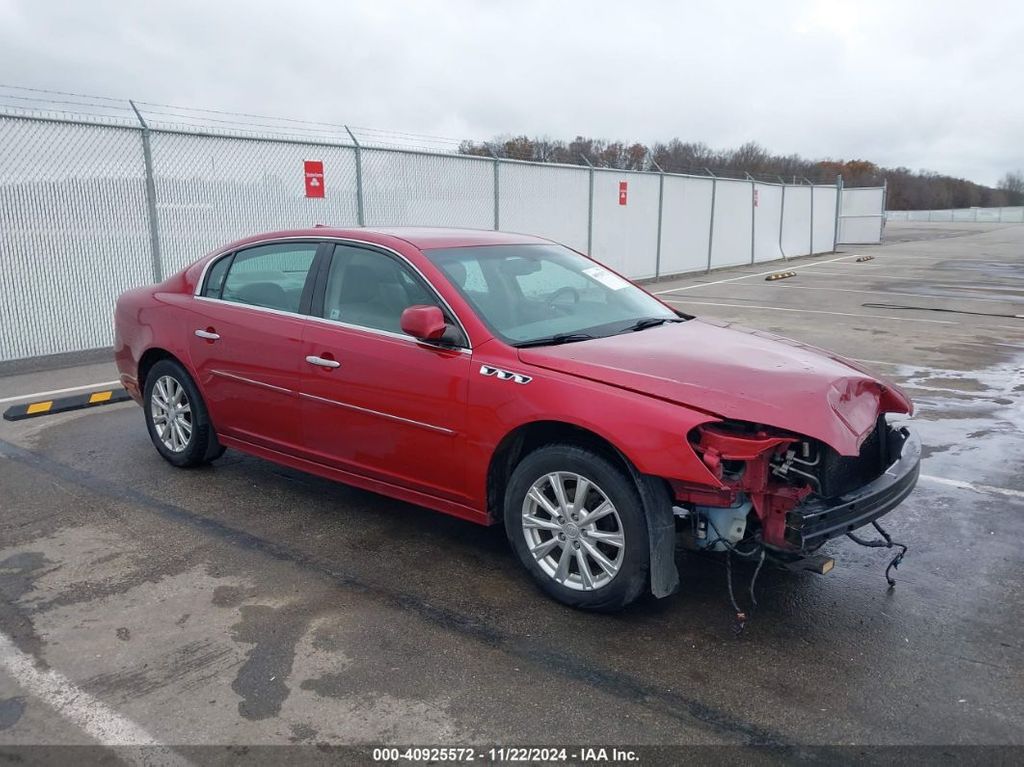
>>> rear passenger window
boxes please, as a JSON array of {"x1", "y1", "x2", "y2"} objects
[{"x1": 219, "y1": 243, "x2": 318, "y2": 313}]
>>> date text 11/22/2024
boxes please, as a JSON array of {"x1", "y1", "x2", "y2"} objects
[{"x1": 372, "y1": 746, "x2": 640, "y2": 762}]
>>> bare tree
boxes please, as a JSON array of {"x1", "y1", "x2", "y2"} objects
[
  {"x1": 458, "y1": 133, "x2": 1011, "y2": 209},
  {"x1": 998, "y1": 171, "x2": 1024, "y2": 195}
]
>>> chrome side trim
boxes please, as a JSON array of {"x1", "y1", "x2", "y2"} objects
[
  {"x1": 210, "y1": 369, "x2": 295, "y2": 395},
  {"x1": 209, "y1": 370, "x2": 455, "y2": 435},
  {"x1": 191, "y1": 234, "x2": 472, "y2": 350},
  {"x1": 299, "y1": 391, "x2": 455, "y2": 436}
]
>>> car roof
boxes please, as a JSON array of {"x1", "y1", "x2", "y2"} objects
[{"x1": 224, "y1": 226, "x2": 552, "y2": 252}]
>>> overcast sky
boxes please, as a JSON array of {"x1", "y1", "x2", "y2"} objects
[{"x1": 1, "y1": 0, "x2": 1021, "y2": 186}]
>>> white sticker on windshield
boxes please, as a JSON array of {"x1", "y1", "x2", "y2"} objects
[{"x1": 583, "y1": 266, "x2": 630, "y2": 291}]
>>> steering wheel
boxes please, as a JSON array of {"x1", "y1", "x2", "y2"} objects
[{"x1": 547, "y1": 286, "x2": 580, "y2": 312}]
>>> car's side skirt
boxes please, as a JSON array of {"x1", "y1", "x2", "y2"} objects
[{"x1": 218, "y1": 434, "x2": 490, "y2": 526}]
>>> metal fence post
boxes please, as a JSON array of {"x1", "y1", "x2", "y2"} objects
[
  {"x1": 806, "y1": 177, "x2": 814, "y2": 255},
  {"x1": 652, "y1": 157, "x2": 665, "y2": 279},
  {"x1": 129, "y1": 100, "x2": 163, "y2": 282},
  {"x1": 344, "y1": 126, "x2": 365, "y2": 226},
  {"x1": 881, "y1": 179, "x2": 888, "y2": 240},
  {"x1": 705, "y1": 169, "x2": 717, "y2": 272},
  {"x1": 581, "y1": 154, "x2": 595, "y2": 255},
  {"x1": 833, "y1": 174, "x2": 843, "y2": 252},
  {"x1": 491, "y1": 152, "x2": 500, "y2": 231},
  {"x1": 778, "y1": 176, "x2": 787, "y2": 260},
  {"x1": 746, "y1": 172, "x2": 756, "y2": 265}
]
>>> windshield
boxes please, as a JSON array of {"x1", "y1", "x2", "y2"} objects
[{"x1": 424, "y1": 243, "x2": 680, "y2": 345}]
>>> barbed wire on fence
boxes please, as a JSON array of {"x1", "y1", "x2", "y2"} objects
[{"x1": 0, "y1": 84, "x2": 850, "y2": 184}]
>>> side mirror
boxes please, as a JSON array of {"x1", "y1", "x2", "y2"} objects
[{"x1": 400, "y1": 305, "x2": 447, "y2": 341}]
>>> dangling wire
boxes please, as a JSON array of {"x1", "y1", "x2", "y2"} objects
[
  {"x1": 705, "y1": 515, "x2": 768, "y2": 635},
  {"x1": 749, "y1": 547, "x2": 766, "y2": 610},
  {"x1": 724, "y1": 550, "x2": 747, "y2": 635},
  {"x1": 847, "y1": 520, "x2": 908, "y2": 588}
]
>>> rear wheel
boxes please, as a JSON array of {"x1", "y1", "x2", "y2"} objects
[
  {"x1": 143, "y1": 359, "x2": 223, "y2": 468},
  {"x1": 504, "y1": 445, "x2": 649, "y2": 611}
]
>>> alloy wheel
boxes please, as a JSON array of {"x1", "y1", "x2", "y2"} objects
[
  {"x1": 150, "y1": 375, "x2": 193, "y2": 453},
  {"x1": 521, "y1": 471, "x2": 625, "y2": 591}
]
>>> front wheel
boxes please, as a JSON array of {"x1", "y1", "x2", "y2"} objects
[
  {"x1": 143, "y1": 359, "x2": 224, "y2": 468},
  {"x1": 504, "y1": 445, "x2": 649, "y2": 611}
]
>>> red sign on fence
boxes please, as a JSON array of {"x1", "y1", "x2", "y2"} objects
[
  {"x1": 618, "y1": 181, "x2": 628, "y2": 206},
  {"x1": 304, "y1": 160, "x2": 325, "y2": 198}
]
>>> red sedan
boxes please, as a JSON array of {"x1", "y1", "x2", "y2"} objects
[{"x1": 115, "y1": 227, "x2": 919, "y2": 610}]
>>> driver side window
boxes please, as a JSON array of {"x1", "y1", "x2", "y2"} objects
[{"x1": 319, "y1": 245, "x2": 465, "y2": 345}]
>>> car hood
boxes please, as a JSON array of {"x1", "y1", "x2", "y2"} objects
[{"x1": 517, "y1": 318, "x2": 912, "y2": 456}]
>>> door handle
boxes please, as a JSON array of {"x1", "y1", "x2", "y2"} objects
[
  {"x1": 305, "y1": 355, "x2": 340, "y2": 369},
  {"x1": 194, "y1": 329, "x2": 220, "y2": 341}
]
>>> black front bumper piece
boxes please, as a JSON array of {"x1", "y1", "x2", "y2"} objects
[{"x1": 785, "y1": 425, "x2": 920, "y2": 550}]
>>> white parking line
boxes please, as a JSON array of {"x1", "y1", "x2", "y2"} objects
[
  {"x1": 654, "y1": 254, "x2": 861, "y2": 294},
  {"x1": 848, "y1": 358, "x2": 900, "y2": 366},
  {"x1": 784, "y1": 269, "x2": 930, "y2": 281},
  {"x1": 920, "y1": 475, "x2": 1024, "y2": 500},
  {"x1": 0, "y1": 380, "x2": 121, "y2": 405},
  {"x1": 661, "y1": 298, "x2": 958, "y2": 324},
  {"x1": 0, "y1": 632, "x2": 192, "y2": 764},
  {"x1": 761, "y1": 283, "x2": 1021, "y2": 306}
]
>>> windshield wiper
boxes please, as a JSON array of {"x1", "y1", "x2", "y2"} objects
[
  {"x1": 513, "y1": 332, "x2": 595, "y2": 348},
  {"x1": 623, "y1": 317, "x2": 685, "y2": 332}
]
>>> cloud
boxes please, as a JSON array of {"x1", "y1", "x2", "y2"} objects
[{"x1": 1, "y1": 0, "x2": 1021, "y2": 185}]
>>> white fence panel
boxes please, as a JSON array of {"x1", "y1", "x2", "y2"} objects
[
  {"x1": 781, "y1": 185, "x2": 812, "y2": 257},
  {"x1": 362, "y1": 149, "x2": 493, "y2": 229},
  {"x1": 891, "y1": 206, "x2": 1024, "y2": 223},
  {"x1": 658, "y1": 175, "x2": 713, "y2": 275},
  {"x1": 812, "y1": 186, "x2": 838, "y2": 252},
  {"x1": 753, "y1": 183, "x2": 784, "y2": 263},
  {"x1": 0, "y1": 118, "x2": 153, "y2": 360},
  {"x1": 710, "y1": 179, "x2": 754, "y2": 268},
  {"x1": 838, "y1": 186, "x2": 885, "y2": 245},
  {"x1": 498, "y1": 162, "x2": 589, "y2": 253},
  {"x1": 590, "y1": 170, "x2": 660, "y2": 279},
  {"x1": 149, "y1": 133, "x2": 360, "y2": 274}
]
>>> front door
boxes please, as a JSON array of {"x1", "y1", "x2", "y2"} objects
[
  {"x1": 188, "y1": 240, "x2": 322, "y2": 453},
  {"x1": 298, "y1": 243, "x2": 471, "y2": 502}
]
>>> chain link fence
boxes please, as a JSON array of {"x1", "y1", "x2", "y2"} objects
[{"x1": 0, "y1": 99, "x2": 877, "y2": 363}]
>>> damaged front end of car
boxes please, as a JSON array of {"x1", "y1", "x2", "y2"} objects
[
  {"x1": 667, "y1": 404, "x2": 920, "y2": 628},
  {"x1": 675, "y1": 416, "x2": 920, "y2": 554}
]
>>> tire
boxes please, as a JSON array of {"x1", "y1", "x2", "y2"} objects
[
  {"x1": 143, "y1": 359, "x2": 224, "y2": 468},
  {"x1": 504, "y1": 444, "x2": 649, "y2": 611}
]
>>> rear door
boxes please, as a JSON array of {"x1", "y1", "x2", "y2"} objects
[
  {"x1": 298, "y1": 243, "x2": 472, "y2": 502},
  {"x1": 188, "y1": 240, "x2": 325, "y2": 453}
]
